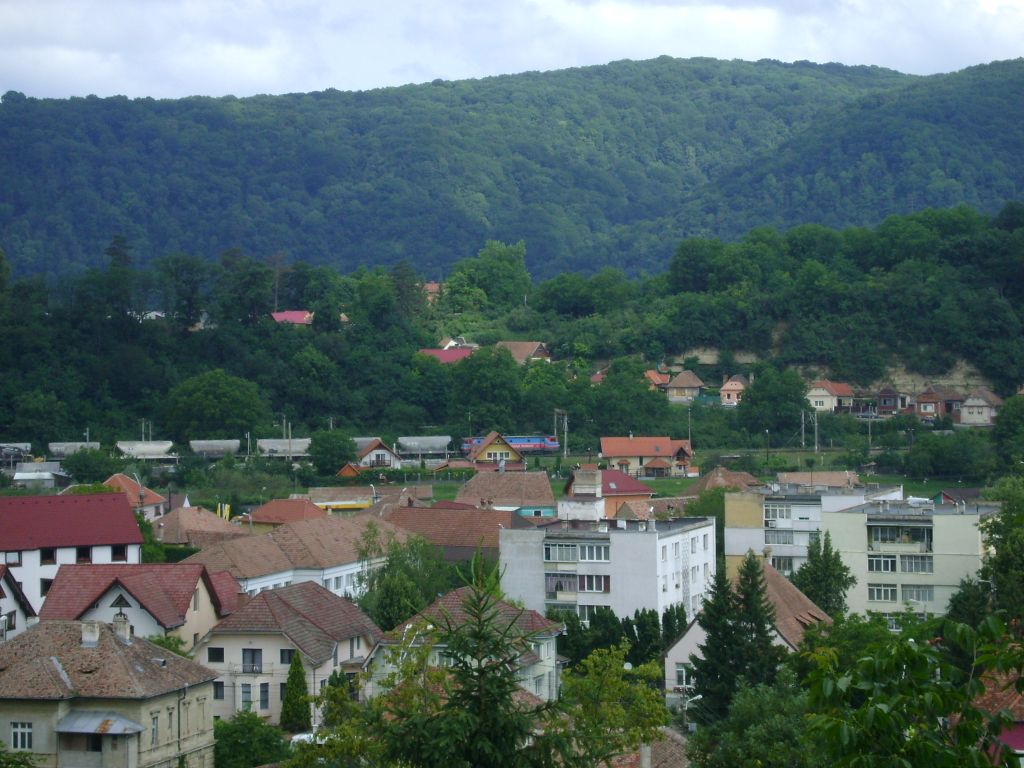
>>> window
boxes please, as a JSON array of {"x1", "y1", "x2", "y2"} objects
[
  {"x1": 323, "y1": 578, "x2": 331, "y2": 589},
  {"x1": 280, "y1": 648, "x2": 295, "y2": 665},
  {"x1": 76, "y1": 546, "x2": 91, "y2": 563},
  {"x1": 242, "y1": 648, "x2": 262, "y2": 673},
  {"x1": 579, "y1": 544, "x2": 610, "y2": 561},
  {"x1": 903, "y1": 585, "x2": 934, "y2": 603},
  {"x1": 771, "y1": 556, "x2": 793, "y2": 575},
  {"x1": 691, "y1": 566, "x2": 698, "y2": 583},
  {"x1": 869, "y1": 526, "x2": 933, "y2": 552},
  {"x1": 577, "y1": 604, "x2": 600, "y2": 623},
  {"x1": 544, "y1": 543, "x2": 577, "y2": 562},
  {"x1": 901, "y1": 555, "x2": 934, "y2": 573},
  {"x1": 661, "y1": 545, "x2": 666, "y2": 562},
  {"x1": 764, "y1": 502, "x2": 792, "y2": 521},
  {"x1": 87, "y1": 734, "x2": 102, "y2": 752},
  {"x1": 192, "y1": 589, "x2": 199, "y2": 610},
  {"x1": 868, "y1": 555, "x2": 897, "y2": 572},
  {"x1": 808, "y1": 530, "x2": 821, "y2": 545},
  {"x1": 578, "y1": 574, "x2": 610, "y2": 593},
  {"x1": 40, "y1": 578, "x2": 53, "y2": 597},
  {"x1": 207, "y1": 647, "x2": 225, "y2": 663},
  {"x1": 151, "y1": 715, "x2": 159, "y2": 746},
  {"x1": 4, "y1": 552, "x2": 21, "y2": 566},
  {"x1": 349, "y1": 636, "x2": 362, "y2": 657},
  {"x1": 167, "y1": 709, "x2": 173, "y2": 735},
  {"x1": 703, "y1": 563, "x2": 709, "y2": 579},
  {"x1": 112, "y1": 544, "x2": 128, "y2": 562},
  {"x1": 690, "y1": 538, "x2": 696, "y2": 555},
  {"x1": 5, "y1": 610, "x2": 16, "y2": 631},
  {"x1": 11, "y1": 722, "x2": 32, "y2": 750},
  {"x1": 764, "y1": 529, "x2": 794, "y2": 545},
  {"x1": 662, "y1": 575, "x2": 668, "y2": 592},
  {"x1": 333, "y1": 576, "x2": 342, "y2": 590},
  {"x1": 868, "y1": 583, "x2": 898, "y2": 602},
  {"x1": 241, "y1": 684, "x2": 252, "y2": 710},
  {"x1": 260, "y1": 683, "x2": 269, "y2": 710},
  {"x1": 40, "y1": 548, "x2": 56, "y2": 565},
  {"x1": 213, "y1": 681, "x2": 224, "y2": 700},
  {"x1": 672, "y1": 542, "x2": 679, "y2": 558},
  {"x1": 675, "y1": 663, "x2": 690, "y2": 687},
  {"x1": 703, "y1": 533, "x2": 708, "y2": 551},
  {"x1": 545, "y1": 572, "x2": 576, "y2": 598}
]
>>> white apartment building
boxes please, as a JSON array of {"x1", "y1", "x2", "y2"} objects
[
  {"x1": 724, "y1": 483, "x2": 903, "y2": 578},
  {"x1": 500, "y1": 516, "x2": 716, "y2": 623},
  {"x1": 824, "y1": 499, "x2": 996, "y2": 619}
]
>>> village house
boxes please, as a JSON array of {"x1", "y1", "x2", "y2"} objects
[
  {"x1": 363, "y1": 587, "x2": 563, "y2": 703},
  {"x1": 38, "y1": 563, "x2": 242, "y2": 652},
  {"x1": 153, "y1": 505, "x2": 249, "y2": 549},
  {"x1": 494, "y1": 340, "x2": 551, "y2": 365},
  {"x1": 806, "y1": 379, "x2": 855, "y2": 413},
  {"x1": 914, "y1": 384, "x2": 965, "y2": 423},
  {"x1": 195, "y1": 581, "x2": 382, "y2": 726},
  {"x1": 380, "y1": 503, "x2": 537, "y2": 562},
  {"x1": 454, "y1": 470, "x2": 556, "y2": 512},
  {"x1": 0, "y1": 494, "x2": 143, "y2": 613},
  {"x1": 665, "y1": 370, "x2": 705, "y2": 402},
  {"x1": 562, "y1": 468, "x2": 656, "y2": 519},
  {"x1": 719, "y1": 374, "x2": 748, "y2": 406},
  {"x1": 355, "y1": 438, "x2": 403, "y2": 470},
  {"x1": 242, "y1": 498, "x2": 326, "y2": 533},
  {"x1": 103, "y1": 473, "x2": 168, "y2": 520},
  {"x1": 0, "y1": 619, "x2": 217, "y2": 768},
  {"x1": 599, "y1": 435, "x2": 693, "y2": 478},
  {"x1": 960, "y1": 387, "x2": 1003, "y2": 427}
]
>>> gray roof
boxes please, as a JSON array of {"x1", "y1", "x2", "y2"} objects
[
  {"x1": 57, "y1": 710, "x2": 144, "y2": 735},
  {"x1": 397, "y1": 436, "x2": 452, "y2": 453}
]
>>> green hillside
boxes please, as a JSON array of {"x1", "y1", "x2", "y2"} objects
[{"x1": 1, "y1": 57, "x2": 915, "y2": 279}]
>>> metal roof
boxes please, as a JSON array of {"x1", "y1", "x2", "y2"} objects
[
  {"x1": 116, "y1": 441, "x2": 175, "y2": 459},
  {"x1": 56, "y1": 711, "x2": 145, "y2": 735},
  {"x1": 397, "y1": 436, "x2": 452, "y2": 452}
]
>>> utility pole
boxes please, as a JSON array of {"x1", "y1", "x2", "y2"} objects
[
  {"x1": 801, "y1": 410, "x2": 805, "y2": 449},
  {"x1": 814, "y1": 411, "x2": 819, "y2": 454}
]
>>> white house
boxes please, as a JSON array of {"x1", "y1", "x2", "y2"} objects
[
  {"x1": 356, "y1": 438, "x2": 403, "y2": 470},
  {"x1": 0, "y1": 494, "x2": 143, "y2": 612},
  {"x1": 194, "y1": 581, "x2": 382, "y2": 726},
  {"x1": 500, "y1": 516, "x2": 716, "y2": 624},
  {"x1": 183, "y1": 514, "x2": 407, "y2": 598},
  {"x1": 0, "y1": 564, "x2": 36, "y2": 642},
  {"x1": 364, "y1": 587, "x2": 563, "y2": 703}
]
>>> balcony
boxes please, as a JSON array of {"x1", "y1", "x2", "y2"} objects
[{"x1": 242, "y1": 663, "x2": 263, "y2": 673}]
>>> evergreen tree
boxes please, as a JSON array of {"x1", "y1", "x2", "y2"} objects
[
  {"x1": 790, "y1": 531, "x2": 856, "y2": 617},
  {"x1": 662, "y1": 603, "x2": 688, "y2": 645},
  {"x1": 733, "y1": 552, "x2": 785, "y2": 688},
  {"x1": 689, "y1": 567, "x2": 739, "y2": 723},
  {"x1": 280, "y1": 651, "x2": 311, "y2": 733}
]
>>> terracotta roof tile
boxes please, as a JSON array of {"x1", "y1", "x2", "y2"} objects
[
  {"x1": 600, "y1": 436, "x2": 692, "y2": 460},
  {"x1": 686, "y1": 466, "x2": 762, "y2": 496},
  {"x1": 758, "y1": 561, "x2": 832, "y2": 648},
  {"x1": 394, "y1": 586, "x2": 561, "y2": 638},
  {"x1": 667, "y1": 370, "x2": 704, "y2": 389},
  {"x1": 104, "y1": 473, "x2": 167, "y2": 507},
  {"x1": 418, "y1": 348, "x2": 475, "y2": 364},
  {"x1": 209, "y1": 582, "x2": 382, "y2": 665},
  {"x1": 39, "y1": 564, "x2": 240, "y2": 627},
  {"x1": 251, "y1": 499, "x2": 327, "y2": 525},
  {"x1": 0, "y1": 493, "x2": 143, "y2": 550},
  {"x1": 381, "y1": 506, "x2": 533, "y2": 550},
  {"x1": 454, "y1": 471, "x2": 555, "y2": 509},
  {"x1": 599, "y1": 469, "x2": 655, "y2": 497},
  {"x1": 156, "y1": 506, "x2": 248, "y2": 547},
  {"x1": 0, "y1": 621, "x2": 216, "y2": 699},
  {"x1": 494, "y1": 341, "x2": 549, "y2": 364}
]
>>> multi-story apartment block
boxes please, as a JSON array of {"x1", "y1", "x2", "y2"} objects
[
  {"x1": 500, "y1": 516, "x2": 716, "y2": 623},
  {"x1": 824, "y1": 499, "x2": 996, "y2": 619},
  {"x1": 724, "y1": 482, "x2": 903, "y2": 578}
]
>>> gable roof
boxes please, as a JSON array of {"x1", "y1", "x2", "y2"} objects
[
  {"x1": 614, "y1": 500, "x2": 653, "y2": 521},
  {"x1": 598, "y1": 469, "x2": 655, "y2": 497},
  {"x1": 454, "y1": 471, "x2": 555, "y2": 509},
  {"x1": 965, "y1": 387, "x2": 1004, "y2": 407},
  {"x1": 0, "y1": 493, "x2": 143, "y2": 550},
  {"x1": 917, "y1": 384, "x2": 965, "y2": 401},
  {"x1": 644, "y1": 370, "x2": 671, "y2": 388},
  {"x1": 39, "y1": 564, "x2": 241, "y2": 627},
  {"x1": 809, "y1": 379, "x2": 854, "y2": 398},
  {"x1": 250, "y1": 499, "x2": 327, "y2": 525},
  {"x1": 183, "y1": 515, "x2": 408, "y2": 579},
  {"x1": 600, "y1": 436, "x2": 692, "y2": 461},
  {"x1": 155, "y1": 506, "x2": 248, "y2": 547},
  {"x1": 0, "y1": 564, "x2": 37, "y2": 617},
  {"x1": 104, "y1": 473, "x2": 167, "y2": 507},
  {"x1": 418, "y1": 347, "x2": 475, "y2": 364},
  {"x1": 208, "y1": 581, "x2": 382, "y2": 665},
  {"x1": 358, "y1": 438, "x2": 398, "y2": 460},
  {"x1": 667, "y1": 370, "x2": 704, "y2": 389},
  {"x1": 494, "y1": 341, "x2": 549, "y2": 365},
  {"x1": 722, "y1": 374, "x2": 748, "y2": 388},
  {"x1": 0, "y1": 621, "x2": 216, "y2": 700},
  {"x1": 467, "y1": 431, "x2": 523, "y2": 462},
  {"x1": 759, "y1": 561, "x2": 832, "y2": 649}
]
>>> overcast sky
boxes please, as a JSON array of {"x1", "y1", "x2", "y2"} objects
[{"x1": 2, "y1": 0, "x2": 1022, "y2": 99}]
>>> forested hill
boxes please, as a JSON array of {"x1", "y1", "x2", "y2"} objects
[{"x1": 0, "y1": 57, "x2": 1021, "y2": 280}]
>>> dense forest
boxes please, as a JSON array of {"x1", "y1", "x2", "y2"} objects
[
  {"x1": 2, "y1": 57, "x2": 1022, "y2": 280},
  {"x1": 0, "y1": 203, "x2": 1021, "y2": 457}
]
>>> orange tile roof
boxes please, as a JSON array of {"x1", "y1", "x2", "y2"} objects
[
  {"x1": 156, "y1": 506, "x2": 248, "y2": 547},
  {"x1": 104, "y1": 473, "x2": 166, "y2": 507},
  {"x1": 251, "y1": 498, "x2": 327, "y2": 525},
  {"x1": 600, "y1": 436, "x2": 692, "y2": 460},
  {"x1": 381, "y1": 506, "x2": 532, "y2": 551},
  {"x1": 454, "y1": 471, "x2": 555, "y2": 509}
]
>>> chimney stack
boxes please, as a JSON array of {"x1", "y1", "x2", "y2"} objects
[
  {"x1": 81, "y1": 621, "x2": 100, "y2": 648},
  {"x1": 112, "y1": 612, "x2": 131, "y2": 643}
]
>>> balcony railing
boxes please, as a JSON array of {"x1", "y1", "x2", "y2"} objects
[{"x1": 242, "y1": 663, "x2": 263, "y2": 674}]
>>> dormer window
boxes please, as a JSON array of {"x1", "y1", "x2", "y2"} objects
[{"x1": 76, "y1": 546, "x2": 91, "y2": 563}]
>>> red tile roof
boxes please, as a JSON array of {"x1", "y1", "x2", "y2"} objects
[
  {"x1": 271, "y1": 310, "x2": 313, "y2": 325},
  {"x1": 104, "y1": 473, "x2": 166, "y2": 507},
  {"x1": 250, "y1": 499, "x2": 327, "y2": 525},
  {"x1": 209, "y1": 581, "x2": 382, "y2": 665},
  {"x1": 591, "y1": 469, "x2": 655, "y2": 497},
  {"x1": 600, "y1": 436, "x2": 692, "y2": 461},
  {"x1": 0, "y1": 494, "x2": 143, "y2": 549},
  {"x1": 155, "y1": 506, "x2": 248, "y2": 547},
  {"x1": 759, "y1": 561, "x2": 832, "y2": 648},
  {"x1": 809, "y1": 379, "x2": 854, "y2": 398},
  {"x1": 358, "y1": 438, "x2": 397, "y2": 461},
  {"x1": 418, "y1": 348, "x2": 475, "y2": 364},
  {"x1": 644, "y1": 370, "x2": 670, "y2": 388},
  {"x1": 39, "y1": 564, "x2": 241, "y2": 628},
  {"x1": 454, "y1": 471, "x2": 555, "y2": 509},
  {"x1": 686, "y1": 466, "x2": 761, "y2": 495},
  {"x1": 667, "y1": 370, "x2": 704, "y2": 389},
  {"x1": 381, "y1": 506, "x2": 532, "y2": 551},
  {"x1": 495, "y1": 341, "x2": 549, "y2": 364}
]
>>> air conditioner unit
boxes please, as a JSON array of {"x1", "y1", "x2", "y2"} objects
[{"x1": 765, "y1": 520, "x2": 777, "y2": 528}]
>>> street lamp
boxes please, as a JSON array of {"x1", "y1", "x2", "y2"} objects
[{"x1": 764, "y1": 429, "x2": 770, "y2": 466}]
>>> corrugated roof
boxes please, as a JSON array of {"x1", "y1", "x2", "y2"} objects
[{"x1": 0, "y1": 494, "x2": 143, "y2": 550}]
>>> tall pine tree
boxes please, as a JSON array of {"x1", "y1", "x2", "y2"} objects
[
  {"x1": 689, "y1": 567, "x2": 739, "y2": 723},
  {"x1": 790, "y1": 531, "x2": 856, "y2": 617},
  {"x1": 280, "y1": 651, "x2": 311, "y2": 733},
  {"x1": 733, "y1": 552, "x2": 786, "y2": 688}
]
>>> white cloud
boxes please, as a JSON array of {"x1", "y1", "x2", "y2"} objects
[{"x1": 0, "y1": 0, "x2": 1020, "y2": 98}]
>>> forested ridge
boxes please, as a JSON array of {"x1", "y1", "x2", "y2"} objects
[
  {"x1": 10, "y1": 56, "x2": 1023, "y2": 280},
  {"x1": 0, "y1": 201, "x2": 1021, "y2": 452}
]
